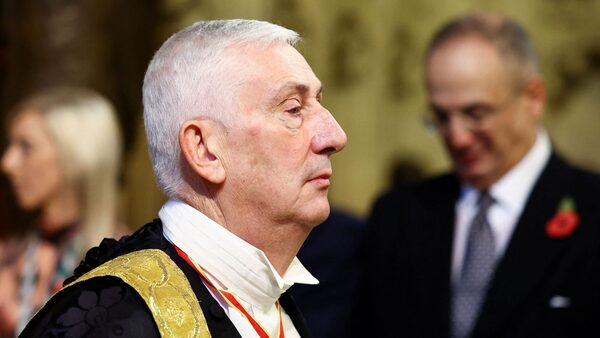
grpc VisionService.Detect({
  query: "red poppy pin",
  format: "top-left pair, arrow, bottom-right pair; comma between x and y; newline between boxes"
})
545,196 -> 580,239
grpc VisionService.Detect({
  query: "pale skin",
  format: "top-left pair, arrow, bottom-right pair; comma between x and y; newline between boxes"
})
1,110 -> 80,233
426,35 -> 545,189
178,43 -> 347,275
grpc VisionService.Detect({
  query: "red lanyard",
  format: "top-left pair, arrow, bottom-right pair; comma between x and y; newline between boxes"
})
175,246 -> 285,338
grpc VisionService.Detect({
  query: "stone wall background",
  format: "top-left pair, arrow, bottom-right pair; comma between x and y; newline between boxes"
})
1,0 -> 599,231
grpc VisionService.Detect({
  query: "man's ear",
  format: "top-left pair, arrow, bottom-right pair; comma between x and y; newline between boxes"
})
179,120 -> 226,184
525,75 -> 546,121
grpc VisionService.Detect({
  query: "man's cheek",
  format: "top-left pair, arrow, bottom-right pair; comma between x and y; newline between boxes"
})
277,114 -> 303,130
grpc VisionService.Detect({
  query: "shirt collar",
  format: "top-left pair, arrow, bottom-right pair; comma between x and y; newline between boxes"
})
490,129 -> 551,213
460,128 -> 551,211
159,199 -> 318,310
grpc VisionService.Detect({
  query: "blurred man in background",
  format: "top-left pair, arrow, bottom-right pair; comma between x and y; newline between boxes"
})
355,12 -> 600,338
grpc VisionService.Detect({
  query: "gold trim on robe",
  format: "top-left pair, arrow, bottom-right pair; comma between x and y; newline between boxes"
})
63,249 -> 211,338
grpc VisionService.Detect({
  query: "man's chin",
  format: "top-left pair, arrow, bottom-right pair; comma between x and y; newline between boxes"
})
456,166 -> 487,187
460,172 -> 494,189
305,202 -> 331,228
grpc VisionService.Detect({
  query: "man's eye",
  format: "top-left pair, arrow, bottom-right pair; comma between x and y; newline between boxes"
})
432,109 -> 450,124
465,106 -> 492,121
287,106 -> 301,115
281,99 -> 302,115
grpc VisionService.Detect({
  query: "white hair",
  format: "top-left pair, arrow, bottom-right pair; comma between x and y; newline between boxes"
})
142,19 -> 300,198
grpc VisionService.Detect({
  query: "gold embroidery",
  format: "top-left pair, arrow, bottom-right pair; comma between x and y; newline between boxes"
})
64,249 -> 211,338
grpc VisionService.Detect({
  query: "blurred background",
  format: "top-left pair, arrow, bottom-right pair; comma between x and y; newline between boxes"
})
1,0 -> 600,233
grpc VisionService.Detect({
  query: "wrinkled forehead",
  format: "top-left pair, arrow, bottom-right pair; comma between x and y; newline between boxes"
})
225,43 -> 321,110
224,43 -> 315,80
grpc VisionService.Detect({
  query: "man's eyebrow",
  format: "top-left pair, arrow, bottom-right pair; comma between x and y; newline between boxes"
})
271,82 -> 323,102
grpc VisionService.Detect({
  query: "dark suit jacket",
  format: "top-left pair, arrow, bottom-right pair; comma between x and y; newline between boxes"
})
20,220 -> 313,338
290,210 -> 366,338
353,154 -> 600,338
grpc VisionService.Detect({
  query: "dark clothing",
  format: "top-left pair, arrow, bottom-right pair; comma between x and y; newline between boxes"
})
290,210 -> 365,338
353,154 -> 600,338
21,220 -> 312,338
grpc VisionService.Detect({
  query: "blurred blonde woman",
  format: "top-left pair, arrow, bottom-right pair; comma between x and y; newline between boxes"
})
0,87 -> 123,337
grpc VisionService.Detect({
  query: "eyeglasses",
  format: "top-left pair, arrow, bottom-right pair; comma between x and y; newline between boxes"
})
423,94 -> 519,133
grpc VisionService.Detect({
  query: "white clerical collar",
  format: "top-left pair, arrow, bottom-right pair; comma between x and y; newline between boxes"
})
460,128 -> 551,212
159,199 -> 318,310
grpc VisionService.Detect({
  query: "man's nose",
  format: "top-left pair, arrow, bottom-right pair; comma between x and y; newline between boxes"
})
444,116 -> 473,148
312,108 -> 347,156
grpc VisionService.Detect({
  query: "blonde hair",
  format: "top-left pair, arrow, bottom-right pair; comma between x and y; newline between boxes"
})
12,87 -> 122,250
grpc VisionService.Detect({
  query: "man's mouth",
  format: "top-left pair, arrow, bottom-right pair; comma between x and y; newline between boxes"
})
452,148 -> 480,167
308,170 -> 332,187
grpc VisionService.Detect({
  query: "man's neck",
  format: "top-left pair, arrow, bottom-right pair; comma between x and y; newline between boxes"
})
181,194 -> 310,276
229,220 -> 310,276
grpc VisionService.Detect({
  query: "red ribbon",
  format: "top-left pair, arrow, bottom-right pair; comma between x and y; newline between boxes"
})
175,246 -> 285,338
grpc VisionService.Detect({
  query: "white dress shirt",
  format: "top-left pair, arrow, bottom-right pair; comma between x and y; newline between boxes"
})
159,199 -> 318,338
451,129 -> 552,284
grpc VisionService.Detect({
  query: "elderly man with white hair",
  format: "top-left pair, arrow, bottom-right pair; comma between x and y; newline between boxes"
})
21,19 -> 346,338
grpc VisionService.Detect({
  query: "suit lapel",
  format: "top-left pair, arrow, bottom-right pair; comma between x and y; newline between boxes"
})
280,292 -> 314,338
436,184 -> 460,338
473,155 -> 574,337
415,175 -> 460,338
